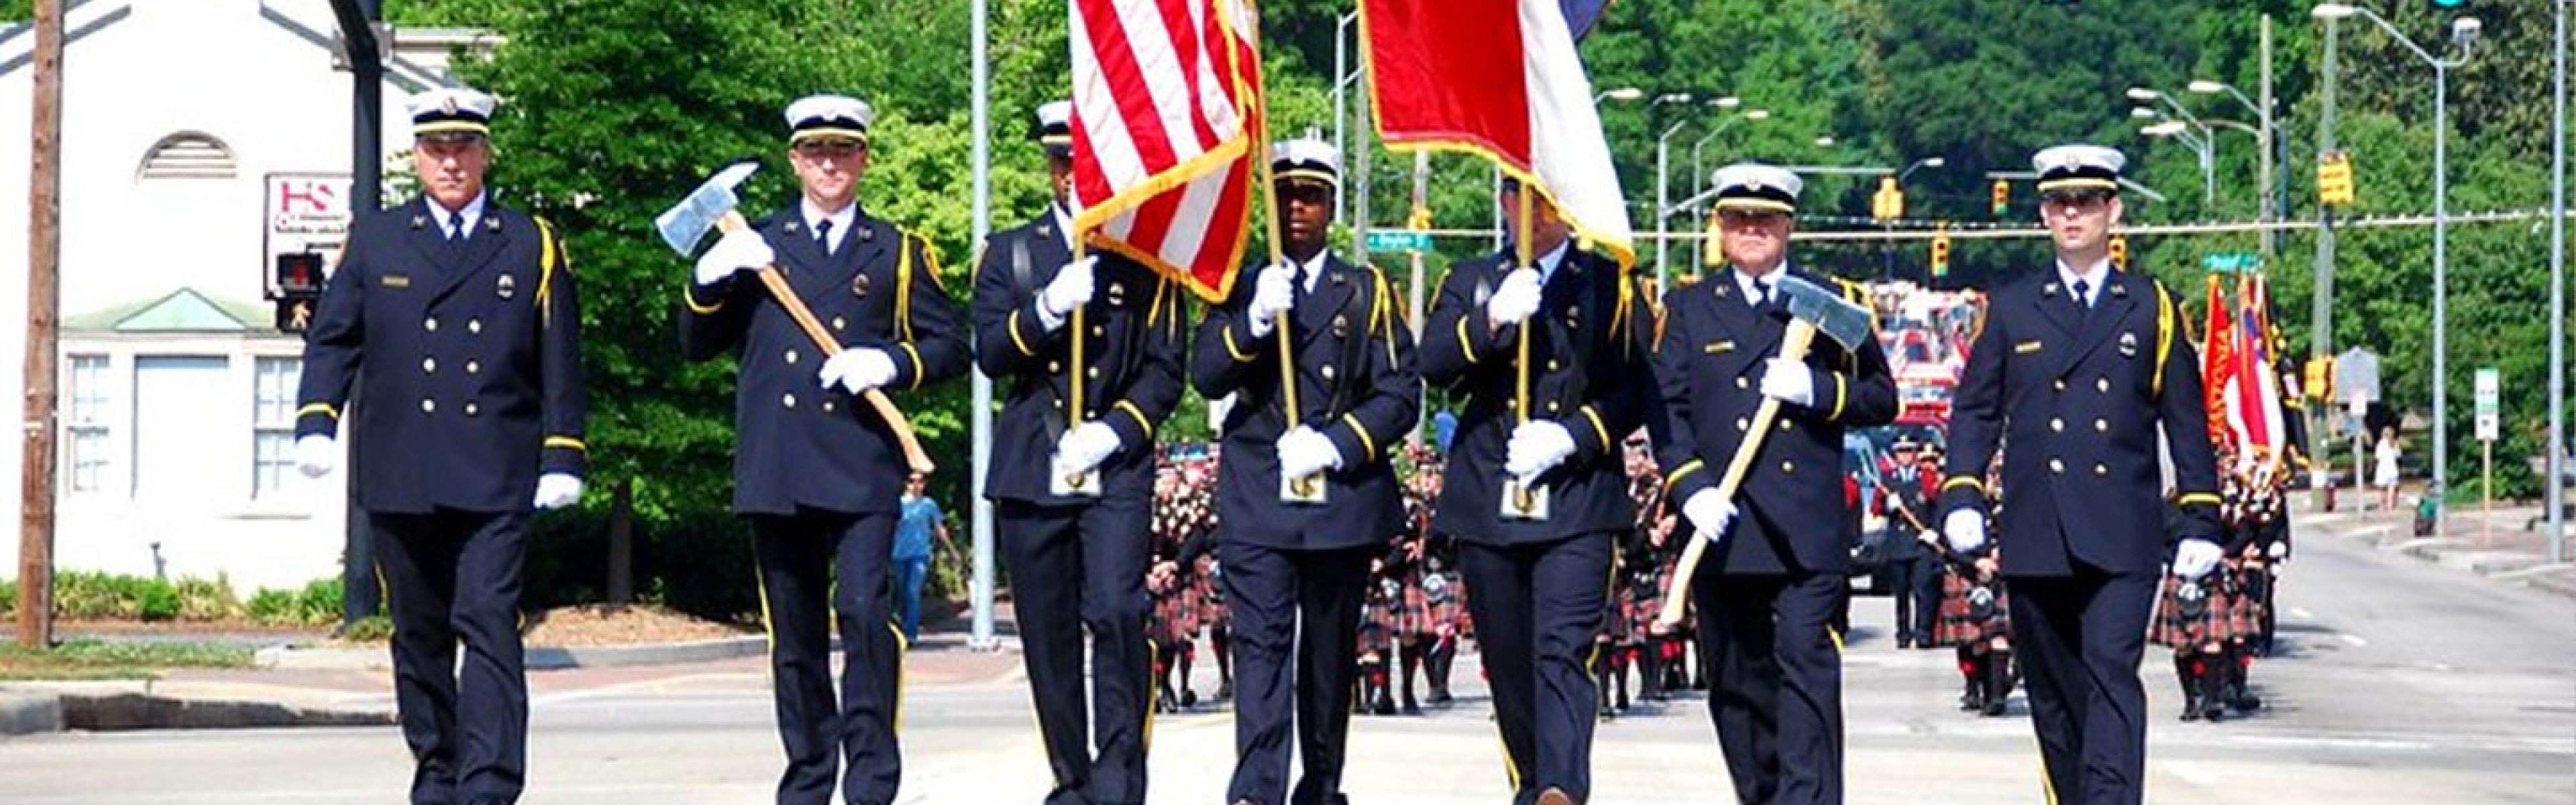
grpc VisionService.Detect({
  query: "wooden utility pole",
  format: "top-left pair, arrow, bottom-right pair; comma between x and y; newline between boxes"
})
17,0 -> 63,650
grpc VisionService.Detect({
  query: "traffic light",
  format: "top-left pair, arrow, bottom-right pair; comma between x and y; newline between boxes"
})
1872,176 -> 1904,221
1990,180 -> 2010,217
1406,205 -> 1432,231
2318,149 -> 2357,207
1929,225 -> 1952,278
2108,233 -> 2130,269
274,252 -> 323,333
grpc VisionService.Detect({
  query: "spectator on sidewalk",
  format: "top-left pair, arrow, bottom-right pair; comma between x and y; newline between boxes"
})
2375,428 -> 2401,511
894,475 -> 948,643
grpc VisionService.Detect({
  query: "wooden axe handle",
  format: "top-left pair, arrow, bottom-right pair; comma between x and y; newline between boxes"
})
1656,320 -> 1818,630
717,213 -> 937,476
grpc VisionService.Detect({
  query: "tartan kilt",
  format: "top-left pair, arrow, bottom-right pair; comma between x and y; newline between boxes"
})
1150,573 -> 1203,646
1930,569 -> 2010,647
1650,550 -> 1694,633
2150,574 -> 2257,648
1399,570 -> 1464,638
1358,586 -> 1399,657
1194,557 -> 1230,630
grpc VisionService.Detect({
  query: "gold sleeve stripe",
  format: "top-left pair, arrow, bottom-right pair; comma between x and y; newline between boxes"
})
544,436 -> 588,452
2177,492 -> 2221,507
1579,405 -> 1612,450
1664,459 -> 1705,492
1116,400 -> 1156,438
2154,280 -> 2176,397
899,343 -> 926,390
1223,325 -> 1255,362
1008,311 -> 1037,357
683,284 -> 724,315
1454,316 -> 1481,364
1341,413 -> 1378,457
1942,476 -> 1986,492
1828,373 -> 1847,420
297,403 -> 339,420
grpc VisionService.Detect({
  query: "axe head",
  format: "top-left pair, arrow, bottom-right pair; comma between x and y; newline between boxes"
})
1774,274 -> 1874,353
655,160 -> 761,256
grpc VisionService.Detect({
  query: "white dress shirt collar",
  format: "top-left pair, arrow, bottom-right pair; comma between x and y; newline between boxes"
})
802,198 -> 858,254
1051,203 -> 1075,252
1731,261 -> 1791,304
427,193 -> 487,239
1293,248 -> 1332,293
1527,239 -> 1572,285
2056,256 -> 2113,306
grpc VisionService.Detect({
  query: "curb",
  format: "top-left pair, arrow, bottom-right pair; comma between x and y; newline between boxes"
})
2314,514 -> 2576,602
0,691 -> 64,736
258,635 -> 767,672
56,692 -> 392,731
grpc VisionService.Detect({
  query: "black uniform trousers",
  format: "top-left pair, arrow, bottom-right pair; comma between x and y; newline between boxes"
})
1460,532 -> 1611,805
1222,541 -> 1375,805
1000,496 -> 1153,805
2009,564 -> 2156,805
1695,568 -> 1845,805
751,510 -> 904,805
372,509 -> 529,805
1888,548 -> 1941,643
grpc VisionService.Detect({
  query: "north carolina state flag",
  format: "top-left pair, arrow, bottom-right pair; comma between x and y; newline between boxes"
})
1362,0 -> 1633,266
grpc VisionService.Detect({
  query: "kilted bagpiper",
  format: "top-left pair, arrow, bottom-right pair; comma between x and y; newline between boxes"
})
1931,536 -> 2016,717
1394,449 -> 1465,711
2151,475 -> 2269,723
1149,460 -> 1215,712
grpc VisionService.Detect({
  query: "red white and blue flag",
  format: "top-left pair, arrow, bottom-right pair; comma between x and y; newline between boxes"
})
1069,0 -> 1264,302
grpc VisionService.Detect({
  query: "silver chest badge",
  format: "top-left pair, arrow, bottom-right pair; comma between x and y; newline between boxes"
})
2117,331 -> 2139,358
496,273 -> 517,300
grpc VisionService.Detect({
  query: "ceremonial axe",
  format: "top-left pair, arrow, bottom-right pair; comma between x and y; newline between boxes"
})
656,160 -> 936,476
1656,274 -> 1873,629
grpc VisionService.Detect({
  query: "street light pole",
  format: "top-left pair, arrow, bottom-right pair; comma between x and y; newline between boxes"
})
1649,92 -> 1695,290
2550,0 -> 2567,562
2316,3 -> 2479,535
967,0 -> 998,650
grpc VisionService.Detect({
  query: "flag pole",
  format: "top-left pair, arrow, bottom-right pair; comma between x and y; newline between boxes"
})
1514,185 -> 1534,423
1252,103 -> 1318,498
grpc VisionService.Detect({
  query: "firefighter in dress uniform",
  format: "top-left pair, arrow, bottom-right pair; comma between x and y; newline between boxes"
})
294,86 -> 587,805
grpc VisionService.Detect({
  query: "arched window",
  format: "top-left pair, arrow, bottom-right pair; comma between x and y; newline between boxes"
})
136,131 -> 237,180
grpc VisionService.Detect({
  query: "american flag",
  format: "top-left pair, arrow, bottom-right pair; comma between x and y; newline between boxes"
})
1069,0 -> 1263,303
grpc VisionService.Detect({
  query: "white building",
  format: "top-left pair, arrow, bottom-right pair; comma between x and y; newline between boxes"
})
0,0 -> 494,594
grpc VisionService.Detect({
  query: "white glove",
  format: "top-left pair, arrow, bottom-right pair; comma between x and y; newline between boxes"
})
818,348 -> 898,394
694,229 -> 774,287
1277,425 -> 1344,481
1680,489 -> 1737,544
1039,256 -> 1098,325
1758,358 -> 1816,407
1943,509 -> 1988,554
2171,539 -> 2225,580
533,473 -> 584,511
1245,263 -> 1296,338
1503,419 -> 1577,481
2265,541 -> 2289,559
294,435 -> 337,478
1485,267 -> 1543,327
1053,421 -> 1123,478
1919,529 -> 1942,546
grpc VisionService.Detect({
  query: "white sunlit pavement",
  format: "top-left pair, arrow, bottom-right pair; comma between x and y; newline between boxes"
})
0,507 -> 2569,804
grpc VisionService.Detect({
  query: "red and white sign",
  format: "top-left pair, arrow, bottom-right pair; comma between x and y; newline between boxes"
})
264,172 -> 353,296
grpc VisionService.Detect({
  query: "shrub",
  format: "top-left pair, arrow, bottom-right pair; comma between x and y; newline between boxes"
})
0,578 -> 15,616
172,576 -> 242,621
340,615 -> 394,643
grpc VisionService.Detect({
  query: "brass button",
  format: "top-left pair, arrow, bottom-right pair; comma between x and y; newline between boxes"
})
822,400 -> 838,413
1086,367 -> 1100,379
1735,376 -> 1750,390
1052,399 -> 1064,409
1780,461 -> 1796,474
2093,463 -> 2109,476
465,360 -> 481,375
463,402 -> 480,417
424,317 -> 440,332
421,358 -> 437,374
832,317 -> 847,332
420,398 -> 437,413
2048,458 -> 2065,474
1091,325 -> 1106,337
2095,377 -> 2110,393
785,349 -> 800,365
2052,379 -> 2066,392
2095,419 -> 2110,433
1048,361 -> 1061,373
1507,399 -> 1519,411
1321,364 -> 1336,381
1547,360 -> 1560,372
783,393 -> 798,409
2049,418 -> 2064,433
1735,417 -> 1750,431
1777,419 -> 1791,432
1547,401 -> 1561,413
468,319 -> 484,335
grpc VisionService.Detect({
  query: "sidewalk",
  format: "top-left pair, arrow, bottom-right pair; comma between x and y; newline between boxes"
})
2296,492 -> 2576,600
0,604 -> 1026,735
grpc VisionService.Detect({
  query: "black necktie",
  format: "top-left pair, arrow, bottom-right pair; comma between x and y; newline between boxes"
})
2072,278 -> 2093,318
816,219 -> 836,257
446,216 -> 464,242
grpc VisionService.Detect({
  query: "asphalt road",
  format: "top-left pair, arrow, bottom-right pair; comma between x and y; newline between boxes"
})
2,511 -> 2569,804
